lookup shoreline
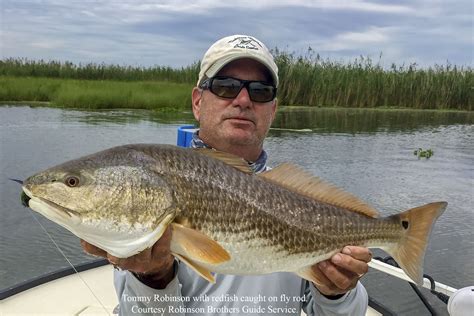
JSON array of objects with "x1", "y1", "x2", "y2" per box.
[
  {"x1": 2, "y1": 54, "x2": 472, "y2": 111},
  {"x1": 1, "y1": 101, "x2": 472, "y2": 114}
]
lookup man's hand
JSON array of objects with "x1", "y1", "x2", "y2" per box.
[
  {"x1": 311, "y1": 246, "x2": 371, "y2": 297},
  {"x1": 80, "y1": 227, "x2": 175, "y2": 289}
]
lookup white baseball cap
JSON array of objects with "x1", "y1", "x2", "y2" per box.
[{"x1": 197, "y1": 34, "x2": 279, "y2": 87}]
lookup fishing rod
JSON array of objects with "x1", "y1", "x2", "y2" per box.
[{"x1": 371, "y1": 256, "x2": 454, "y2": 316}]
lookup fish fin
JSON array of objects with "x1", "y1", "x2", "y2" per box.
[
  {"x1": 193, "y1": 148, "x2": 253, "y2": 174},
  {"x1": 259, "y1": 163, "x2": 379, "y2": 218},
  {"x1": 170, "y1": 223, "x2": 231, "y2": 264},
  {"x1": 387, "y1": 202, "x2": 447, "y2": 285},
  {"x1": 174, "y1": 216, "x2": 192, "y2": 227},
  {"x1": 296, "y1": 266, "x2": 325, "y2": 286},
  {"x1": 173, "y1": 253, "x2": 216, "y2": 283}
]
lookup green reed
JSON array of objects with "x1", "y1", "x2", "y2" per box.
[
  {"x1": 0, "y1": 76, "x2": 193, "y2": 109},
  {"x1": 1, "y1": 53, "x2": 472, "y2": 110},
  {"x1": 274, "y1": 49, "x2": 472, "y2": 110},
  {"x1": 0, "y1": 58, "x2": 199, "y2": 83}
]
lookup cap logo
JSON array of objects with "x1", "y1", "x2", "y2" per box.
[{"x1": 228, "y1": 36, "x2": 262, "y2": 51}]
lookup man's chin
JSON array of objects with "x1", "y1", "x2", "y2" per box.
[
  {"x1": 225, "y1": 131, "x2": 259, "y2": 146},
  {"x1": 202, "y1": 123, "x2": 262, "y2": 147}
]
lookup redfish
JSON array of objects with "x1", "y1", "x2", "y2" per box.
[{"x1": 21, "y1": 144, "x2": 446, "y2": 285}]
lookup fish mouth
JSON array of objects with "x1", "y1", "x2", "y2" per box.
[{"x1": 22, "y1": 187, "x2": 81, "y2": 222}]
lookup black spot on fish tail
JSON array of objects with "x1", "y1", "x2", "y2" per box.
[{"x1": 402, "y1": 220, "x2": 409, "y2": 229}]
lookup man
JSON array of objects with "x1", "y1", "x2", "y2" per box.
[{"x1": 82, "y1": 34, "x2": 371, "y2": 315}]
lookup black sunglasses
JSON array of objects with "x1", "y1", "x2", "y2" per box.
[{"x1": 200, "y1": 76, "x2": 277, "y2": 103}]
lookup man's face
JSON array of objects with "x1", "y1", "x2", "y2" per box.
[{"x1": 192, "y1": 58, "x2": 277, "y2": 155}]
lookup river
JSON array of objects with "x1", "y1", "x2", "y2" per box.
[{"x1": 0, "y1": 105, "x2": 472, "y2": 315}]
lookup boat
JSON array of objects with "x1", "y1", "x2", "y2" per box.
[
  {"x1": 0, "y1": 126, "x2": 466, "y2": 315},
  {"x1": 0, "y1": 256, "x2": 460, "y2": 315}
]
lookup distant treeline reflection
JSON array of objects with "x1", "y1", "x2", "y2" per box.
[
  {"x1": 1, "y1": 50, "x2": 472, "y2": 110},
  {"x1": 273, "y1": 108, "x2": 474, "y2": 134}
]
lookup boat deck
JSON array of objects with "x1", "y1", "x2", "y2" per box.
[
  {"x1": 1, "y1": 264, "x2": 383, "y2": 315},
  {"x1": 1, "y1": 265, "x2": 117, "y2": 315}
]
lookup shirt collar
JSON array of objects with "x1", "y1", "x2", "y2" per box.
[{"x1": 190, "y1": 131, "x2": 269, "y2": 173}]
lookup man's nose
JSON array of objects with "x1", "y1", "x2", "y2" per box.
[{"x1": 232, "y1": 86, "x2": 252, "y2": 108}]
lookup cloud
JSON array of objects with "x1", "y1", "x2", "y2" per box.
[
  {"x1": 116, "y1": 0, "x2": 415, "y2": 14},
  {"x1": 1, "y1": 0, "x2": 472, "y2": 68},
  {"x1": 320, "y1": 26, "x2": 394, "y2": 51}
]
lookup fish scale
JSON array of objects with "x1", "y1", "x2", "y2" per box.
[
  {"x1": 21, "y1": 144, "x2": 446, "y2": 285},
  {"x1": 166, "y1": 161, "x2": 399, "y2": 270}
]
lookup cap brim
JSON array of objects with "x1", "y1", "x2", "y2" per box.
[{"x1": 204, "y1": 53, "x2": 278, "y2": 86}]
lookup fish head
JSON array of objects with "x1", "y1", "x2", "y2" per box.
[
  {"x1": 23, "y1": 166, "x2": 96, "y2": 219},
  {"x1": 22, "y1": 146, "x2": 176, "y2": 257}
]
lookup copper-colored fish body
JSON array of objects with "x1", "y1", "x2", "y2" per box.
[{"x1": 22, "y1": 144, "x2": 446, "y2": 285}]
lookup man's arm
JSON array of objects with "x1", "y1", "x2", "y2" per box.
[
  {"x1": 81, "y1": 227, "x2": 176, "y2": 288},
  {"x1": 313, "y1": 246, "x2": 371, "y2": 297},
  {"x1": 303, "y1": 246, "x2": 371, "y2": 315},
  {"x1": 81, "y1": 227, "x2": 184, "y2": 315},
  {"x1": 305, "y1": 280, "x2": 368, "y2": 316}
]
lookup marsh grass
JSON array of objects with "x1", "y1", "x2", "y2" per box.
[
  {"x1": 273, "y1": 50, "x2": 472, "y2": 110},
  {"x1": 0, "y1": 76, "x2": 193, "y2": 109},
  {"x1": 0, "y1": 58, "x2": 199, "y2": 83},
  {"x1": 1, "y1": 54, "x2": 472, "y2": 110}
]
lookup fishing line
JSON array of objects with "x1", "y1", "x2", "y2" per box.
[{"x1": 27, "y1": 209, "x2": 111, "y2": 315}]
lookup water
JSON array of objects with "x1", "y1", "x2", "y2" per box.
[{"x1": 1, "y1": 105, "x2": 472, "y2": 315}]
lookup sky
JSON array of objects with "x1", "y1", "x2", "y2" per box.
[{"x1": 1, "y1": 0, "x2": 472, "y2": 69}]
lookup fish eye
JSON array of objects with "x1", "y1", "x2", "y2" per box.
[{"x1": 65, "y1": 176, "x2": 80, "y2": 187}]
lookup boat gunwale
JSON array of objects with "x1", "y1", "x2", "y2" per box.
[{"x1": 0, "y1": 258, "x2": 109, "y2": 300}]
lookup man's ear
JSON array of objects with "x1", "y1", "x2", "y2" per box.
[{"x1": 192, "y1": 87, "x2": 202, "y2": 121}]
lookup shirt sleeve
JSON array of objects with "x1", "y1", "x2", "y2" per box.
[
  {"x1": 114, "y1": 262, "x2": 185, "y2": 316},
  {"x1": 302, "y1": 281, "x2": 368, "y2": 316}
]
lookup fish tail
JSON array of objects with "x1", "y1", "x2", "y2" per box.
[{"x1": 387, "y1": 201, "x2": 447, "y2": 285}]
